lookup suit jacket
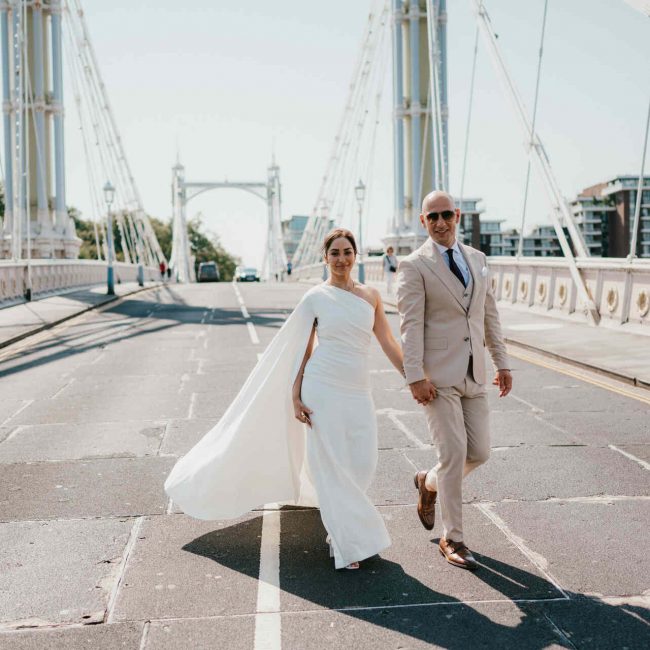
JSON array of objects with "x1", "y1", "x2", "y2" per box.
[{"x1": 396, "y1": 238, "x2": 509, "y2": 387}]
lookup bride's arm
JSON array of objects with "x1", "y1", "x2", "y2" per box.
[
  {"x1": 372, "y1": 291, "x2": 405, "y2": 377},
  {"x1": 292, "y1": 320, "x2": 317, "y2": 427}
]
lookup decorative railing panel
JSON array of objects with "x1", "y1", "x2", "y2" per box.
[
  {"x1": 293, "y1": 256, "x2": 650, "y2": 331},
  {"x1": 0, "y1": 260, "x2": 159, "y2": 304}
]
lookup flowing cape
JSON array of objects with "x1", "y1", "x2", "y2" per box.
[{"x1": 164, "y1": 292, "x2": 318, "y2": 520}]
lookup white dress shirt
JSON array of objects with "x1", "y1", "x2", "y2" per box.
[{"x1": 433, "y1": 240, "x2": 470, "y2": 286}]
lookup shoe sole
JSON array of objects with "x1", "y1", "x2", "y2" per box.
[
  {"x1": 438, "y1": 547, "x2": 478, "y2": 571},
  {"x1": 414, "y1": 473, "x2": 434, "y2": 531}
]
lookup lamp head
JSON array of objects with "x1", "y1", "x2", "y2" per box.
[
  {"x1": 103, "y1": 181, "x2": 115, "y2": 207},
  {"x1": 354, "y1": 179, "x2": 365, "y2": 204}
]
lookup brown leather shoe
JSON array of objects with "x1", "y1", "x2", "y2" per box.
[
  {"x1": 413, "y1": 471, "x2": 436, "y2": 530},
  {"x1": 439, "y1": 538, "x2": 479, "y2": 571}
]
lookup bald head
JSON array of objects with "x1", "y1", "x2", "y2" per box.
[
  {"x1": 420, "y1": 190, "x2": 460, "y2": 248},
  {"x1": 422, "y1": 191, "x2": 455, "y2": 214}
]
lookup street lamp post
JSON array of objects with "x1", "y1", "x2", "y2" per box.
[
  {"x1": 355, "y1": 179, "x2": 366, "y2": 284},
  {"x1": 103, "y1": 181, "x2": 116, "y2": 295}
]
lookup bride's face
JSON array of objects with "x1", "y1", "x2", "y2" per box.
[{"x1": 325, "y1": 237, "x2": 356, "y2": 277}]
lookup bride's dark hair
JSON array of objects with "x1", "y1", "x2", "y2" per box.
[{"x1": 322, "y1": 228, "x2": 358, "y2": 256}]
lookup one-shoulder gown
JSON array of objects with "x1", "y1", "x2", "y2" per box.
[{"x1": 164, "y1": 283, "x2": 391, "y2": 568}]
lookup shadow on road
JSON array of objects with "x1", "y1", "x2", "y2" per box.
[
  {"x1": 0, "y1": 294, "x2": 289, "y2": 380},
  {"x1": 183, "y1": 512, "x2": 650, "y2": 648}
]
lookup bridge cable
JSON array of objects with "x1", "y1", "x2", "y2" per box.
[
  {"x1": 457, "y1": 16, "x2": 480, "y2": 241},
  {"x1": 628, "y1": 95, "x2": 650, "y2": 259},
  {"x1": 516, "y1": 0, "x2": 549, "y2": 259}
]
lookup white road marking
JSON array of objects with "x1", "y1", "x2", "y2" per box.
[
  {"x1": 2, "y1": 425, "x2": 24, "y2": 444},
  {"x1": 257, "y1": 353, "x2": 264, "y2": 361},
  {"x1": 510, "y1": 394, "x2": 544, "y2": 413},
  {"x1": 0, "y1": 400, "x2": 34, "y2": 427},
  {"x1": 475, "y1": 503, "x2": 568, "y2": 599},
  {"x1": 376, "y1": 407, "x2": 429, "y2": 450},
  {"x1": 106, "y1": 516, "x2": 145, "y2": 623},
  {"x1": 232, "y1": 282, "x2": 259, "y2": 344},
  {"x1": 247, "y1": 322, "x2": 260, "y2": 345},
  {"x1": 254, "y1": 503, "x2": 282, "y2": 650},
  {"x1": 166, "y1": 498, "x2": 175, "y2": 515},
  {"x1": 608, "y1": 445, "x2": 650, "y2": 471},
  {"x1": 138, "y1": 620, "x2": 151, "y2": 650},
  {"x1": 51, "y1": 378, "x2": 75, "y2": 399},
  {"x1": 188, "y1": 393, "x2": 198, "y2": 420}
]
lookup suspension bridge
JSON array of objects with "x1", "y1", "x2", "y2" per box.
[{"x1": 0, "y1": 1, "x2": 649, "y2": 648}]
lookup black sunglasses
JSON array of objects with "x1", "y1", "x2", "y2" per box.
[{"x1": 425, "y1": 210, "x2": 456, "y2": 222}]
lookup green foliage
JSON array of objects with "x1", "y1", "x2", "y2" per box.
[
  {"x1": 70, "y1": 207, "x2": 101, "y2": 260},
  {"x1": 149, "y1": 216, "x2": 172, "y2": 261},
  {"x1": 187, "y1": 216, "x2": 239, "y2": 282},
  {"x1": 39, "y1": 206, "x2": 239, "y2": 280}
]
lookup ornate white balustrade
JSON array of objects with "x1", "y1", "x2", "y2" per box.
[
  {"x1": 487, "y1": 257, "x2": 650, "y2": 330},
  {"x1": 292, "y1": 256, "x2": 650, "y2": 331},
  {"x1": 0, "y1": 260, "x2": 160, "y2": 304}
]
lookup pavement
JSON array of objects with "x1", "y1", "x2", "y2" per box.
[
  {"x1": 0, "y1": 281, "x2": 163, "y2": 350},
  {"x1": 0, "y1": 282, "x2": 648, "y2": 649}
]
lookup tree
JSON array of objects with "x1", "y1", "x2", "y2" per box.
[
  {"x1": 187, "y1": 215, "x2": 239, "y2": 281},
  {"x1": 70, "y1": 207, "x2": 101, "y2": 260}
]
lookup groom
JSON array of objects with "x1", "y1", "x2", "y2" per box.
[{"x1": 397, "y1": 191, "x2": 512, "y2": 571}]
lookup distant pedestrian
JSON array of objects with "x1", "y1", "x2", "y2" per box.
[
  {"x1": 383, "y1": 246, "x2": 398, "y2": 295},
  {"x1": 159, "y1": 260, "x2": 166, "y2": 281},
  {"x1": 166, "y1": 267, "x2": 172, "y2": 281},
  {"x1": 287, "y1": 261, "x2": 292, "y2": 276}
]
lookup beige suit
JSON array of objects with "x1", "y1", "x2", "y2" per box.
[{"x1": 397, "y1": 238, "x2": 509, "y2": 542}]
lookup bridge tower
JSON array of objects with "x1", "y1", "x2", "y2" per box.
[
  {"x1": 169, "y1": 158, "x2": 287, "y2": 283},
  {"x1": 0, "y1": 0, "x2": 80, "y2": 260},
  {"x1": 385, "y1": 0, "x2": 448, "y2": 255}
]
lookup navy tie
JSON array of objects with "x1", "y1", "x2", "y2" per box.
[{"x1": 446, "y1": 249, "x2": 466, "y2": 288}]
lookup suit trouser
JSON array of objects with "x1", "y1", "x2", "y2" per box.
[{"x1": 423, "y1": 364, "x2": 490, "y2": 542}]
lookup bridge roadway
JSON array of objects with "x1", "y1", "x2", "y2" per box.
[{"x1": 0, "y1": 282, "x2": 648, "y2": 649}]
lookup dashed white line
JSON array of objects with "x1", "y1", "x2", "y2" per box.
[
  {"x1": 475, "y1": 503, "x2": 568, "y2": 599},
  {"x1": 0, "y1": 400, "x2": 34, "y2": 427},
  {"x1": 188, "y1": 393, "x2": 198, "y2": 420},
  {"x1": 608, "y1": 445, "x2": 650, "y2": 471},
  {"x1": 106, "y1": 516, "x2": 145, "y2": 624},
  {"x1": 376, "y1": 407, "x2": 429, "y2": 450},
  {"x1": 510, "y1": 394, "x2": 544, "y2": 413},
  {"x1": 247, "y1": 322, "x2": 260, "y2": 345},
  {"x1": 254, "y1": 503, "x2": 281, "y2": 650},
  {"x1": 241, "y1": 305, "x2": 250, "y2": 319}
]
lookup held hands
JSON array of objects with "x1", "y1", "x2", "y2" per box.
[
  {"x1": 492, "y1": 369, "x2": 513, "y2": 397},
  {"x1": 293, "y1": 397, "x2": 313, "y2": 427},
  {"x1": 409, "y1": 379, "x2": 437, "y2": 406}
]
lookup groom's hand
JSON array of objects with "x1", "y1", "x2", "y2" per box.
[
  {"x1": 410, "y1": 379, "x2": 437, "y2": 405},
  {"x1": 493, "y1": 369, "x2": 513, "y2": 397}
]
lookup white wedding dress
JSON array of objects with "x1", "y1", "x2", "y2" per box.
[{"x1": 164, "y1": 283, "x2": 391, "y2": 568}]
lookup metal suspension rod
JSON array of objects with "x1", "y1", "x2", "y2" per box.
[
  {"x1": 472, "y1": 0, "x2": 599, "y2": 324},
  {"x1": 458, "y1": 19, "x2": 480, "y2": 228},
  {"x1": 628, "y1": 94, "x2": 650, "y2": 260},
  {"x1": 516, "y1": 0, "x2": 549, "y2": 259},
  {"x1": 426, "y1": 0, "x2": 446, "y2": 191}
]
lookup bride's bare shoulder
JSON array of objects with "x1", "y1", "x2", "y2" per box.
[{"x1": 355, "y1": 283, "x2": 381, "y2": 309}]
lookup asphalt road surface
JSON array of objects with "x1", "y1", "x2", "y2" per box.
[{"x1": 0, "y1": 282, "x2": 649, "y2": 649}]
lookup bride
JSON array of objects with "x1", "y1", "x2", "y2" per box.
[{"x1": 165, "y1": 228, "x2": 405, "y2": 570}]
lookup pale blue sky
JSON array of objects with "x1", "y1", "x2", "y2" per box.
[{"x1": 62, "y1": 0, "x2": 649, "y2": 265}]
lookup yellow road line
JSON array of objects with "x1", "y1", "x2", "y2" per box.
[{"x1": 508, "y1": 347, "x2": 650, "y2": 406}]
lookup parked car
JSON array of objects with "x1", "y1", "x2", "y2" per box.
[
  {"x1": 197, "y1": 262, "x2": 220, "y2": 282},
  {"x1": 236, "y1": 267, "x2": 260, "y2": 282}
]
